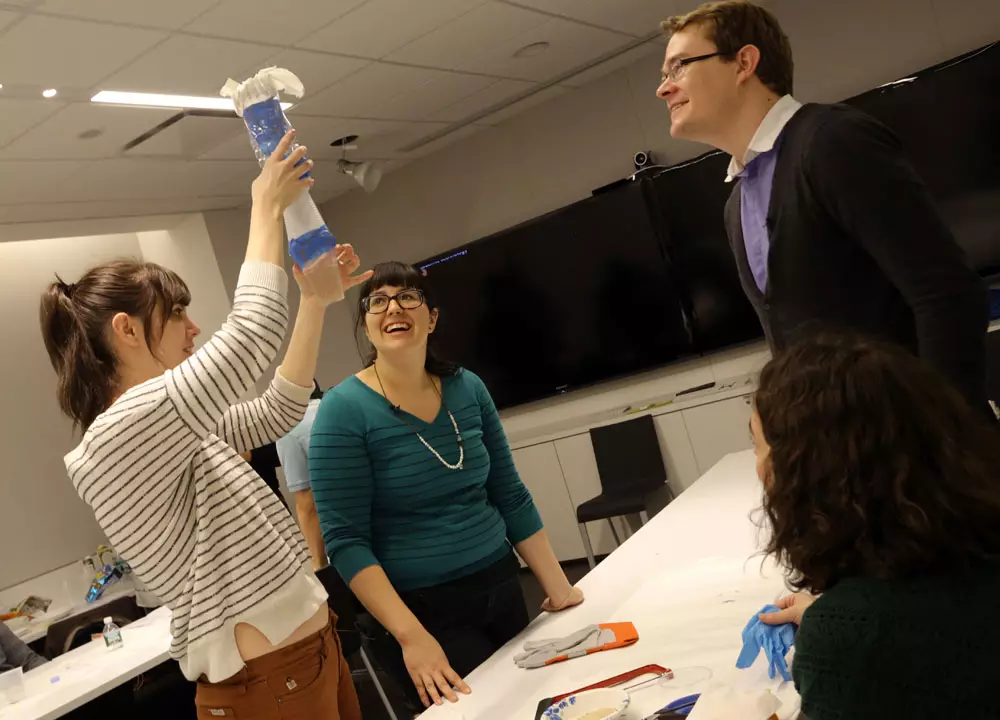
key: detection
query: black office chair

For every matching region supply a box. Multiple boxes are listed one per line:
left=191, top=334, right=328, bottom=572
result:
left=315, top=566, right=401, bottom=720
left=576, top=415, right=673, bottom=569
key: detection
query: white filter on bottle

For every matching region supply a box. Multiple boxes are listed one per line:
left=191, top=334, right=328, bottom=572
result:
left=221, top=67, right=343, bottom=301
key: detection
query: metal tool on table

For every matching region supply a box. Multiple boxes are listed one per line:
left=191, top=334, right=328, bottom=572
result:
left=533, top=664, right=672, bottom=719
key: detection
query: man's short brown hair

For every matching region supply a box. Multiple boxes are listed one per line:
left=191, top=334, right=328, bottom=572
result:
left=662, top=1, right=794, bottom=96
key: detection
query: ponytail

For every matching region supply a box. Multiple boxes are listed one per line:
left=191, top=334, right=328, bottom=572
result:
left=39, top=260, right=190, bottom=431
left=40, top=280, right=118, bottom=430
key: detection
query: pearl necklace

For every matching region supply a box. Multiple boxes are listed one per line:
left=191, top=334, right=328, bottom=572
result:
left=373, top=364, right=465, bottom=471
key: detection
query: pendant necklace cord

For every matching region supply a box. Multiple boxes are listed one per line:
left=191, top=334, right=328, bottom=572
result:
left=373, top=362, right=464, bottom=471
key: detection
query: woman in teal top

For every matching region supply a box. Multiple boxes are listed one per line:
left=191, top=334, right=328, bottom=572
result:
left=749, top=335, right=1000, bottom=720
left=310, top=261, right=583, bottom=711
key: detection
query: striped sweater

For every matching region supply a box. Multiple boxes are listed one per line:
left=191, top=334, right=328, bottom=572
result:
left=64, top=262, right=327, bottom=683
left=310, top=370, right=543, bottom=591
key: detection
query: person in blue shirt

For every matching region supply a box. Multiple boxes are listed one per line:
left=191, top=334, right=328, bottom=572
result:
left=276, top=380, right=327, bottom=570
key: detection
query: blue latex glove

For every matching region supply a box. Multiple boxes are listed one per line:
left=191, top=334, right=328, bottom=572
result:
left=735, top=604, right=796, bottom=681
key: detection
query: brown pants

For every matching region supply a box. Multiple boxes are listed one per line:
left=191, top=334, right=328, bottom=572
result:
left=194, top=611, right=361, bottom=720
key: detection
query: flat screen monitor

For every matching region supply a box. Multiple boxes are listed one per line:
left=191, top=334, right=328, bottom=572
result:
left=418, top=182, right=695, bottom=409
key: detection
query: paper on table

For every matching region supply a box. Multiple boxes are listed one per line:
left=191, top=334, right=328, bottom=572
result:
left=686, top=686, right=781, bottom=720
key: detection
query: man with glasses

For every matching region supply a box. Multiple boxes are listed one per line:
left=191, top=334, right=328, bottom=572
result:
left=657, top=0, right=988, bottom=411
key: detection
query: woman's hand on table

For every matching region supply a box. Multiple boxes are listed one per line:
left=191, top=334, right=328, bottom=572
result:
left=541, top=586, right=584, bottom=613
left=759, top=591, right=817, bottom=626
left=400, top=628, right=471, bottom=707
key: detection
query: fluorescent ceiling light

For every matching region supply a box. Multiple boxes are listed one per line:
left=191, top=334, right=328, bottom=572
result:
left=42, top=88, right=58, bottom=98
left=91, top=90, right=293, bottom=112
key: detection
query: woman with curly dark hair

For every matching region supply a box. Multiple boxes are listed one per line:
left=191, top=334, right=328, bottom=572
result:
left=749, top=334, right=1000, bottom=720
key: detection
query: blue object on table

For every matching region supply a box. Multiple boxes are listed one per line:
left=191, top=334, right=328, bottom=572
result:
left=663, top=693, right=701, bottom=715
left=735, top=604, right=796, bottom=681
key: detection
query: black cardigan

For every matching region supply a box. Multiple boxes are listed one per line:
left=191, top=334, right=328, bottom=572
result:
left=725, top=102, right=988, bottom=409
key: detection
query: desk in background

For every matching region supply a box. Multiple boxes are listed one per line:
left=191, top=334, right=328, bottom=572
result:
left=0, top=607, right=171, bottom=720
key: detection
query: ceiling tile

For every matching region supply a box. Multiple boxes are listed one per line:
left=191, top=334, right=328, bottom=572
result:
left=0, top=97, right=65, bottom=147
left=296, top=0, right=485, bottom=59
left=48, top=158, right=259, bottom=203
left=501, top=0, right=690, bottom=37
left=0, top=15, right=166, bottom=88
left=429, top=78, right=535, bottom=122
left=0, top=103, right=176, bottom=159
left=289, top=63, right=457, bottom=117
left=182, top=0, right=368, bottom=45
left=99, top=34, right=275, bottom=96
left=0, top=160, right=87, bottom=204
left=387, top=2, right=544, bottom=68
left=459, top=16, right=634, bottom=81
left=0, top=10, right=20, bottom=32
left=34, top=0, right=219, bottom=30
left=351, top=120, right=451, bottom=158
left=123, top=113, right=246, bottom=159
left=562, top=40, right=663, bottom=87
left=201, top=114, right=385, bottom=160
left=0, top=196, right=247, bottom=224
left=252, top=50, right=369, bottom=98
left=367, top=72, right=495, bottom=121
left=478, top=83, right=567, bottom=124
left=402, top=122, right=489, bottom=158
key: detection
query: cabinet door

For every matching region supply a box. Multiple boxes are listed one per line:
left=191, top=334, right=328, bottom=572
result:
left=512, top=443, right=587, bottom=562
left=681, top=395, right=755, bottom=475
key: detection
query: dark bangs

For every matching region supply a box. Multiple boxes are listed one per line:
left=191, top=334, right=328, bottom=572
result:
left=354, top=260, right=458, bottom=377
left=359, top=260, right=430, bottom=301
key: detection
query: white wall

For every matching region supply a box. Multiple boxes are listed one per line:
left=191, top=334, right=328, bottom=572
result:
left=0, top=214, right=233, bottom=589
left=137, top=214, right=232, bottom=353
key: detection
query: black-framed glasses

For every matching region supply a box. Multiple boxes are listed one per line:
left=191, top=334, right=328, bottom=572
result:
left=663, top=51, right=734, bottom=82
left=362, top=289, right=425, bottom=314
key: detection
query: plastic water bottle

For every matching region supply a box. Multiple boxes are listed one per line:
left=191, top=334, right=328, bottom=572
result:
left=102, top=617, right=123, bottom=651
left=221, top=68, right=344, bottom=303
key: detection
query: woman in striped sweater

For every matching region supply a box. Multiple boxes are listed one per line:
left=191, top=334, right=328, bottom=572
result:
left=310, top=261, right=584, bottom=712
left=39, top=132, right=371, bottom=720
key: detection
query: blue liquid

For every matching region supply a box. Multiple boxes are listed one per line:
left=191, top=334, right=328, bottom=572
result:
left=289, top=225, right=337, bottom=268
left=243, top=97, right=311, bottom=177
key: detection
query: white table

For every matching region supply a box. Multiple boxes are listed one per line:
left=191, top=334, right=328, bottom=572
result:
left=6, top=582, right=137, bottom=646
left=0, top=607, right=172, bottom=720
left=419, top=450, right=802, bottom=720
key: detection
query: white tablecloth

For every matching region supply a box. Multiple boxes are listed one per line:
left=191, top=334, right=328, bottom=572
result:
left=419, top=450, right=802, bottom=720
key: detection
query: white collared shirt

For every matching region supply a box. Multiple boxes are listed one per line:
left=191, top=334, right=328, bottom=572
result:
left=725, top=94, right=803, bottom=181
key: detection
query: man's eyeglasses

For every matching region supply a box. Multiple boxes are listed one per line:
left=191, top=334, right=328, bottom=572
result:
left=362, top=289, right=426, bottom=314
left=662, top=51, right=734, bottom=83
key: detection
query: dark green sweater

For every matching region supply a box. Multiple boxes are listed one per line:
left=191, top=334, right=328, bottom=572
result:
left=309, top=369, right=543, bottom=591
left=794, top=565, right=1000, bottom=720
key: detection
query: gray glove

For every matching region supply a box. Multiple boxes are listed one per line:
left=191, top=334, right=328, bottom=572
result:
left=513, top=625, right=617, bottom=669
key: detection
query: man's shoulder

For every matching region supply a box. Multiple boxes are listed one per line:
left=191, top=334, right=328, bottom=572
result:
left=786, top=102, right=889, bottom=149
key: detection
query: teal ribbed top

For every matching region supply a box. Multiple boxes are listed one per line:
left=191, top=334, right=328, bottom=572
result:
left=309, top=369, right=543, bottom=591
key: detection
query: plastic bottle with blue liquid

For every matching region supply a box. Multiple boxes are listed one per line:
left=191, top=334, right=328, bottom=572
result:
left=222, top=67, right=344, bottom=302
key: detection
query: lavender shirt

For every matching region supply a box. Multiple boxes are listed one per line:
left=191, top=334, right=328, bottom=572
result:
left=738, top=144, right=781, bottom=293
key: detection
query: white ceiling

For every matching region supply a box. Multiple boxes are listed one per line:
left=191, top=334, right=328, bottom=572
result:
left=0, top=0, right=676, bottom=224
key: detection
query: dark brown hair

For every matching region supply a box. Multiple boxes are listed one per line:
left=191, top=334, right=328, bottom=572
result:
left=40, top=259, right=190, bottom=430
left=354, top=261, right=458, bottom=377
left=755, top=334, right=1000, bottom=594
left=662, top=0, right=794, bottom=96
